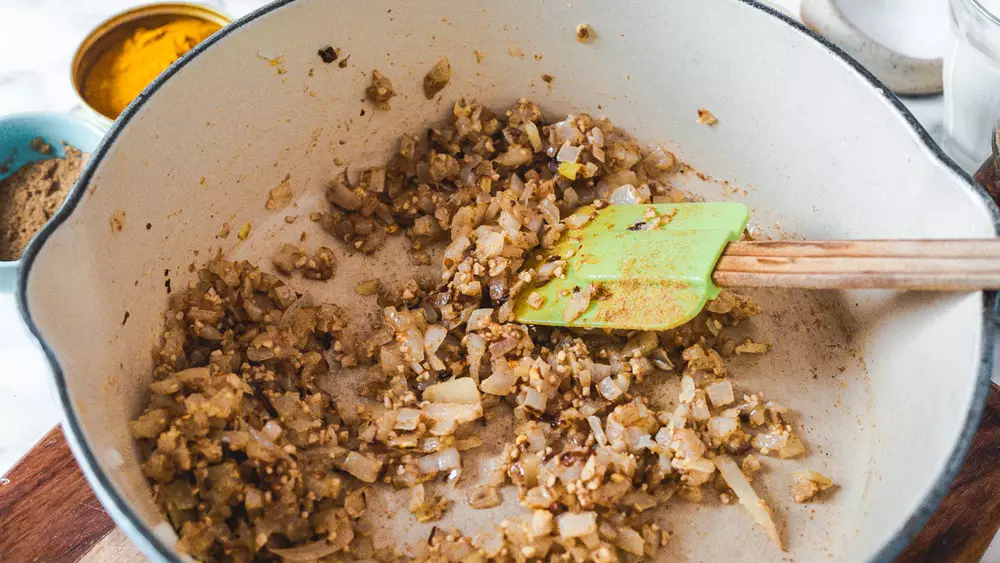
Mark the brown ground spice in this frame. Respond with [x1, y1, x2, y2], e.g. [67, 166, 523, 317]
[0, 147, 86, 261]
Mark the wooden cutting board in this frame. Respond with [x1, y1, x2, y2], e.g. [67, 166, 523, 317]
[2, 386, 1000, 562]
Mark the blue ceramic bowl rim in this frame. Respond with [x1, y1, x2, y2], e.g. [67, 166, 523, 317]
[14, 1, 1000, 561]
[0, 110, 105, 268]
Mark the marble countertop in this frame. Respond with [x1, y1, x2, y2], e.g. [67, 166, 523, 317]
[1, 0, 990, 560]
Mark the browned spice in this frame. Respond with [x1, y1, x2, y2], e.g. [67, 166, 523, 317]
[423, 58, 452, 99]
[0, 147, 86, 261]
[317, 45, 338, 63]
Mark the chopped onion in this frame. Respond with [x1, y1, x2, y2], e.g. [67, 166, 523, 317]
[643, 146, 677, 174]
[261, 420, 283, 441]
[587, 415, 608, 447]
[615, 526, 645, 556]
[714, 454, 783, 550]
[622, 331, 659, 357]
[481, 361, 519, 395]
[404, 329, 425, 362]
[538, 198, 560, 225]
[563, 284, 594, 322]
[466, 309, 494, 332]
[417, 447, 461, 475]
[496, 146, 533, 167]
[708, 415, 739, 439]
[270, 538, 345, 561]
[557, 511, 597, 539]
[588, 127, 605, 147]
[424, 377, 481, 404]
[706, 380, 735, 407]
[343, 452, 382, 483]
[424, 402, 483, 425]
[524, 388, 547, 412]
[598, 377, 623, 401]
[395, 408, 422, 431]
[327, 175, 363, 210]
[444, 236, 472, 267]
[475, 227, 505, 257]
[423, 325, 447, 355]
[556, 142, 583, 163]
[466, 333, 487, 381]
[467, 485, 502, 509]
[609, 184, 640, 205]
[524, 121, 543, 152]
[426, 352, 446, 372]
[552, 119, 583, 145]
[564, 211, 594, 230]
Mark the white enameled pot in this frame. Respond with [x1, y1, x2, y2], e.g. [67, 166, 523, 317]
[16, 0, 1000, 561]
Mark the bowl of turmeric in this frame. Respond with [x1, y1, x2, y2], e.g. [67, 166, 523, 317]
[71, 2, 230, 124]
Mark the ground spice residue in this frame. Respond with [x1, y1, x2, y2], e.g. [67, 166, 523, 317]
[0, 147, 87, 260]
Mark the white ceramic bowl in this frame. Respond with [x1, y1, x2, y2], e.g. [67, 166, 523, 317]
[17, 0, 1000, 561]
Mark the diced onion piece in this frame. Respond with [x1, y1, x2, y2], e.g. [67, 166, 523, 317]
[558, 162, 583, 180]
[587, 415, 608, 447]
[622, 331, 659, 357]
[553, 119, 583, 145]
[706, 380, 735, 407]
[714, 454, 783, 550]
[708, 415, 739, 439]
[466, 309, 494, 332]
[556, 142, 583, 163]
[423, 325, 447, 355]
[466, 333, 487, 381]
[444, 236, 471, 266]
[343, 452, 382, 483]
[261, 420, 283, 441]
[609, 184, 640, 205]
[424, 402, 483, 425]
[475, 227, 505, 257]
[615, 526, 645, 556]
[496, 146, 533, 167]
[481, 362, 519, 396]
[524, 121, 543, 152]
[526, 292, 545, 310]
[598, 377, 623, 401]
[557, 511, 597, 539]
[524, 388, 547, 412]
[564, 211, 595, 230]
[538, 198, 560, 225]
[327, 176, 363, 210]
[424, 377, 481, 404]
[778, 434, 806, 459]
[467, 485, 502, 509]
[642, 146, 677, 175]
[395, 408, 422, 431]
[531, 510, 554, 537]
[417, 447, 461, 475]
[405, 329, 425, 363]
[563, 284, 594, 322]
[270, 538, 346, 561]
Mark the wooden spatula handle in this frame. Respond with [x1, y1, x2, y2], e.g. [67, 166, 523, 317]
[714, 240, 1000, 290]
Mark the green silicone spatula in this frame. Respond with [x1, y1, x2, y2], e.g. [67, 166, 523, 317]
[511, 203, 1000, 331]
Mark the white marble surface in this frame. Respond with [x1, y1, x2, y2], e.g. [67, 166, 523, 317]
[0, 0, 991, 560]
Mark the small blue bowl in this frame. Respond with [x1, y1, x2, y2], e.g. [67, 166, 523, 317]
[0, 113, 105, 293]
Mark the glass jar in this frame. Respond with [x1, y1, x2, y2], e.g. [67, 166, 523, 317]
[942, 0, 1000, 171]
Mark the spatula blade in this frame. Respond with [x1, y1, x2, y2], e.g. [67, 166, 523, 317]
[512, 203, 749, 330]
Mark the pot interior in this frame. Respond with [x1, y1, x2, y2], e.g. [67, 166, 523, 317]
[22, 0, 996, 560]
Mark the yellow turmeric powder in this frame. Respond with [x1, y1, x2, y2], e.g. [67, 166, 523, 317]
[83, 18, 221, 119]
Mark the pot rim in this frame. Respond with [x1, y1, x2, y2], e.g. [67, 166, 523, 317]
[15, 1, 1000, 561]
